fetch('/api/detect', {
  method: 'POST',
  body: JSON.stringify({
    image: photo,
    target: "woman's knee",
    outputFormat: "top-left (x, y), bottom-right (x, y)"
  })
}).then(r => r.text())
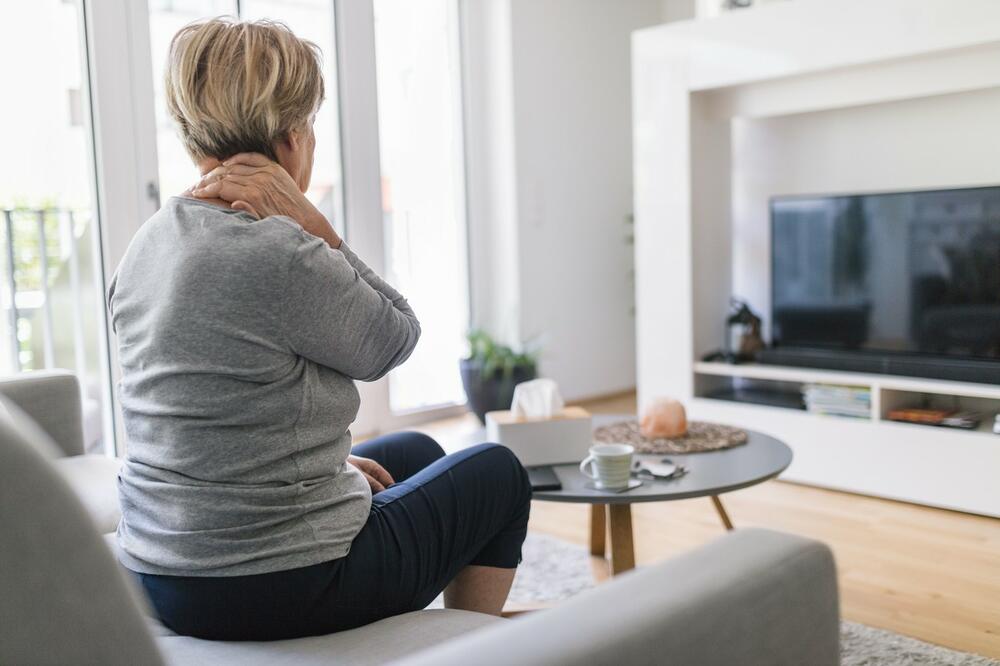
top-left (469, 443), bottom-right (532, 510)
top-left (374, 431), bottom-right (445, 477)
top-left (399, 431), bottom-right (446, 464)
top-left (466, 444), bottom-right (531, 565)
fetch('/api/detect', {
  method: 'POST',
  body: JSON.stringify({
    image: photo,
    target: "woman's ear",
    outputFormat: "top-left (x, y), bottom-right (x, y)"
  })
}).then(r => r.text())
top-left (274, 130), bottom-right (302, 180)
top-left (284, 127), bottom-right (303, 154)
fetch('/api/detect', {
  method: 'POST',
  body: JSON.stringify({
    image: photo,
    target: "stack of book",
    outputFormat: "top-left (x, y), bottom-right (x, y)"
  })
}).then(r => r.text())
top-left (802, 384), bottom-right (871, 419)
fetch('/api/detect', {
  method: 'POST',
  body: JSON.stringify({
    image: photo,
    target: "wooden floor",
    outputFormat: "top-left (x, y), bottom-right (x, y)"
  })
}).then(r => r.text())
top-left (417, 391), bottom-right (1000, 659)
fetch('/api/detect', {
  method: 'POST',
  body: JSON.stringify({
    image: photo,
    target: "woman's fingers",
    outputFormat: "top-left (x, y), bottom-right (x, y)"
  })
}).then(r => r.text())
top-left (347, 455), bottom-right (387, 493)
top-left (193, 175), bottom-right (256, 202)
top-left (189, 180), bottom-right (218, 197)
top-left (368, 461), bottom-right (395, 487)
top-left (348, 455), bottom-right (395, 490)
top-left (223, 152), bottom-right (272, 168)
top-left (190, 179), bottom-right (227, 198)
top-left (361, 470), bottom-right (386, 494)
top-left (191, 154), bottom-right (284, 195)
top-left (219, 163), bottom-right (265, 177)
top-left (231, 200), bottom-right (261, 219)
top-left (194, 163), bottom-right (267, 190)
top-left (191, 168), bottom-right (222, 192)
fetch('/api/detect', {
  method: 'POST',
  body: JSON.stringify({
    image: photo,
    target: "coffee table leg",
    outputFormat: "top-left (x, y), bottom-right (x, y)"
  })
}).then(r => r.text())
top-left (608, 504), bottom-right (635, 575)
top-left (590, 504), bottom-right (607, 557)
top-left (711, 495), bottom-right (734, 531)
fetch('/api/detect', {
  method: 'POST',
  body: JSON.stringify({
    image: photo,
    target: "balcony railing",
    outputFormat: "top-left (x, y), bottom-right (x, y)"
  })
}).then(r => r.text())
top-left (0, 206), bottom-right (108, 452)
top-left (0, 207), bottom-right (92, 379)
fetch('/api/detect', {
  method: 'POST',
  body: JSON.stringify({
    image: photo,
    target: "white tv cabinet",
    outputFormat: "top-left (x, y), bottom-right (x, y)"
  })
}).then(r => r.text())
top-left (631, 0), bottom-right (1000, 516)
top-left (692, 362), bottom-right (1000, 516)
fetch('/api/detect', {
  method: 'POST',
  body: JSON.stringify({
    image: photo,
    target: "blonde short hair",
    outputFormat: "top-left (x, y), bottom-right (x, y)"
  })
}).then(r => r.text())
top-left (165, 17), bottom-right (324, 162)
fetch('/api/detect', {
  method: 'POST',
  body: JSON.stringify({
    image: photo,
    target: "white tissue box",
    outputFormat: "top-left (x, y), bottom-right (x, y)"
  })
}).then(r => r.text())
top-left (485, 407), bottom-right (593, 467)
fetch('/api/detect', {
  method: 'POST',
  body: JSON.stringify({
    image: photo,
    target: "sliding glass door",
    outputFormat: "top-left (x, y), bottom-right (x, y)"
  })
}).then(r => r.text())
top-left (372, 0), bottom-right (470, 415)
top-left (0, 0), bottom-right (113, 453)
top-left (147, 1), bottom-right (237, 206)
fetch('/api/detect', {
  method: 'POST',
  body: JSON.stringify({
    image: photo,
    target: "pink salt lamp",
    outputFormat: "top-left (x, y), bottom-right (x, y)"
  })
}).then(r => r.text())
top-left (640, 397), bottom-right (688, 438)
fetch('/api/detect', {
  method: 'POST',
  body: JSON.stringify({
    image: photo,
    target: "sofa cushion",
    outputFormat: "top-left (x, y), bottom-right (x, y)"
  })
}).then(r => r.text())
top-left (157, 609), bottom-right (502, 666)
top-left (102, 533), bottom-right (495, 656)
top-left (55, 454), bottom-right (122, 533)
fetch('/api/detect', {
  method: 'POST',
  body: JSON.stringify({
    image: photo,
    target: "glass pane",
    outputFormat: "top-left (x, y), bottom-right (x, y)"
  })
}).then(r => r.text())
top-left (148, 0), bottom-right (344, 233)
top-left (373, 0), bottom-right (470, 412)
top-left (148, 0), bottom-right (237, 203)
top-left (0, 0), bottom-right (110, 453)
top-left (240, 0), bottom-right (344, 233)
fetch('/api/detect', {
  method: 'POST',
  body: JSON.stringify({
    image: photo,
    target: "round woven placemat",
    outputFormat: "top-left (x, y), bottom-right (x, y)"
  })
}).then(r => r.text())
top-left (593, 419), bottom-right (748, 454)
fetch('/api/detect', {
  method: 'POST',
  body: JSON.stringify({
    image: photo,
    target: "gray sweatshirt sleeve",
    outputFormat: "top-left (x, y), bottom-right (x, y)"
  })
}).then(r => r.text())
top-left (282, 234), bottom-right (420, 381)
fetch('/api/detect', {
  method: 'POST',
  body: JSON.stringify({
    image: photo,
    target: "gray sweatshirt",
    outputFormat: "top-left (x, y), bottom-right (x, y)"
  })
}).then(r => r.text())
top-left (109, 196), bottom-right (419, 576)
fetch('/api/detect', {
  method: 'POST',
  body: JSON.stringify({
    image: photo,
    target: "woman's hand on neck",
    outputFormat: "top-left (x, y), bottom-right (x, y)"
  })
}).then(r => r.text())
top-left (188, 152), bottom-right (342, 249)
top-left (182, 157), bottom-right (235, 209)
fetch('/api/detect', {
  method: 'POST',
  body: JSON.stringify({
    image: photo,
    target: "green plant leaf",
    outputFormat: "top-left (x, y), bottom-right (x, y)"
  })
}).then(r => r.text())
top-left (465, 328), bottom-right (539, 379)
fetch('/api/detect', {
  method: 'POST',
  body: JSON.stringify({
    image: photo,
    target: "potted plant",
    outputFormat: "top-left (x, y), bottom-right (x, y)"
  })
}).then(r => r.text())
top-left (460, 330), bottom-right (538, 424)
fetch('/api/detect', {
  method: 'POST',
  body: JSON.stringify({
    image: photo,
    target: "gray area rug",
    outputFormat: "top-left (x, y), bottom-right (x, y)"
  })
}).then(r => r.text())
top-left (839, 622), bottom-right (998, 666)
top-left (436, 532), bottom-right (998, 665)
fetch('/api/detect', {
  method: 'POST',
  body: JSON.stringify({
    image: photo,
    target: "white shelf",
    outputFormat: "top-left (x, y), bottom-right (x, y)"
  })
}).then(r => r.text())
top-left (692, 363), bottom-right (1000, 516)
top-left (877, 413), bottom-right (998, 440)
top-left (696, 393), bottom-right (999, 441)
top-left (694, 361), bottom-right (1000, 400)
top-left (688, 396), bottom-right (1000, 517)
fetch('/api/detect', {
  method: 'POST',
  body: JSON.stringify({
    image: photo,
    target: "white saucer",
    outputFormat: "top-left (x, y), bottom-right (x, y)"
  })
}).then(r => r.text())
top-left (584, 479), bottom-right (644, 493)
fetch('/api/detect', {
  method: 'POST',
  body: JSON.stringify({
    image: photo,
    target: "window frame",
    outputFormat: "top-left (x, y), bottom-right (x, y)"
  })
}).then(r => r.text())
top-left (81, 0), bottom-right (161, 455)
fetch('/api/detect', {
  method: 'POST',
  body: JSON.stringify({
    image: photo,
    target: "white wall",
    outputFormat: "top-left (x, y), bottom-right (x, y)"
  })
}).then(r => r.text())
top-left (463, 0), bottom-right (667, 401)
top-left (461, 0), bottom-right (702, 400)
top-left (731, 86), bottom-right (1000, 340)
top-left (462, 0), bottom-right (523, 346)
top-left (663, 0), bottom-right (696, 22)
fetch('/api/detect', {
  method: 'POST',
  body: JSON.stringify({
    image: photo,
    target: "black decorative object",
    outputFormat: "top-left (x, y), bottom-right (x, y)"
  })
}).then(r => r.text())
top-left (702, 298), bottom-right (764, 364)
top-left (460, 330), bottom-right (538, 424)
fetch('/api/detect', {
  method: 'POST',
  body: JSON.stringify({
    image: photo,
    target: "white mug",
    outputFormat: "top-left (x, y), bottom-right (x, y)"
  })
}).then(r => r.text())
top-left (579, 444), bottom-right (634, 490)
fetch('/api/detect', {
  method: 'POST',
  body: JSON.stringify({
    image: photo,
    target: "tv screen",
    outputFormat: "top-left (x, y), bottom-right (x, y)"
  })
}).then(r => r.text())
top-left (770, 185), bottom-right (1000, 362)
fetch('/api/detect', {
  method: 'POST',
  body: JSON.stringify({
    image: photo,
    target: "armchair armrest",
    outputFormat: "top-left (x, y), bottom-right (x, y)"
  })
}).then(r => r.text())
top-left (395, 528), bottom-right (839, 666)
top-left (0, 371), bottom-right (84, 457)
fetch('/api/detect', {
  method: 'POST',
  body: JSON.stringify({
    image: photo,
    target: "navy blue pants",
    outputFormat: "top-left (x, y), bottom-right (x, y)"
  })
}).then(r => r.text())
top-left (137, 433), bottom-right (531, 641)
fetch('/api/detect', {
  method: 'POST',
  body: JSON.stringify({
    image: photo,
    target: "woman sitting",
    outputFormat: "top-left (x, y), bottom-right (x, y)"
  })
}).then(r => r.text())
top-left (109, 17), bottom-right (530, 641)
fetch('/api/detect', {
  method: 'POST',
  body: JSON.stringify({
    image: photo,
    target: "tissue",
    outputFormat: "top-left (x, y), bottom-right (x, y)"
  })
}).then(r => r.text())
top-left (510, 378), bottom-right (565, 420)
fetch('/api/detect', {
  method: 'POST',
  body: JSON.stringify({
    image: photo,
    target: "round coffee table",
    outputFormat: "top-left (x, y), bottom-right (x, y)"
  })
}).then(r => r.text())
top-left (533, 415), bottom-right (793, 576)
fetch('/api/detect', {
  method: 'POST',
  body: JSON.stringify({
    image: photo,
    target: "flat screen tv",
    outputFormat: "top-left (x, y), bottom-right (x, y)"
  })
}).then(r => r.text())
top-left (769, 185), bottom-right (1000, 373)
